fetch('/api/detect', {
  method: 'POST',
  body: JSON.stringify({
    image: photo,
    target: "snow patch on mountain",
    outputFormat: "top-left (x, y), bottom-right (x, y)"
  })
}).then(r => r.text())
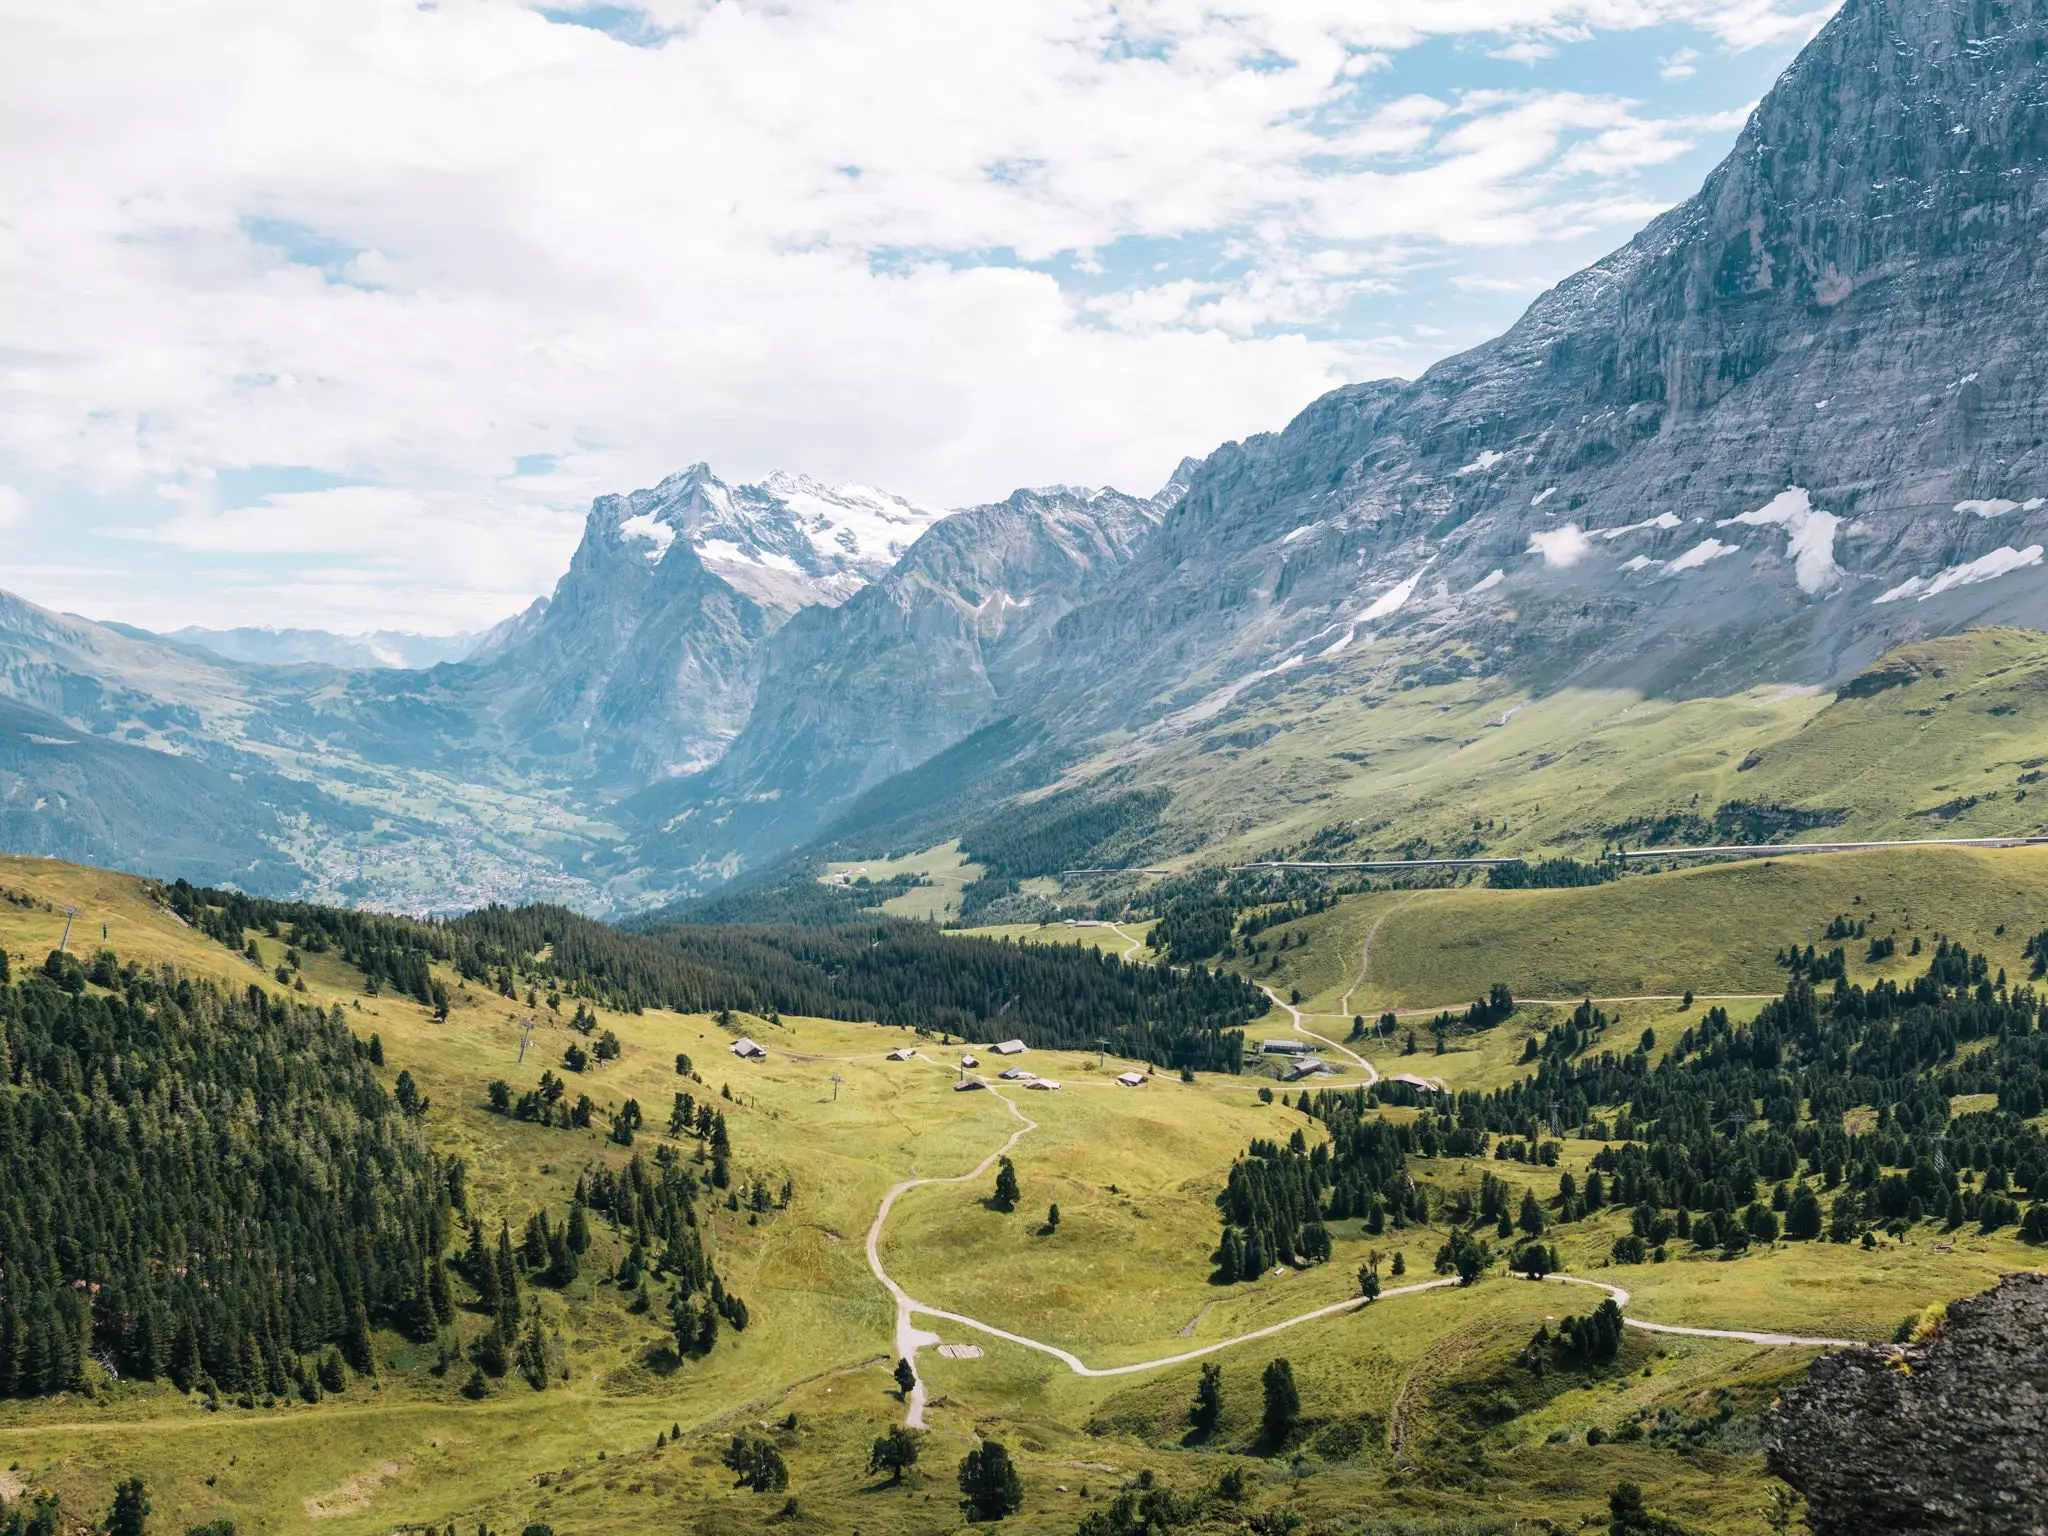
top-left (1875, 544), bottom-right (2045, 604)
top-left (1597, 512), bottom-right (1682, 539)
top-left (1357, 564), bottom-right (1429, 622)
top-left (1666, 538), bottom-right (1740, 574)
top-left (1467, 569), bottom-right (1505, 594)
top-left (1719, 488), bottom-right (1842, 594)
top-left (1956, 498), bottom-right (2019, 518)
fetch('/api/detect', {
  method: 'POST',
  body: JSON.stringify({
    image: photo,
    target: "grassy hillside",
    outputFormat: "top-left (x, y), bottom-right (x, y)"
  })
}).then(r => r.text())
top-left (1003, 627), bottom-right (2048, 881)
top-left (1243, 844), bottom-right (2048, 1015)
top-left (1, 849), bottom-right (2043, 1535)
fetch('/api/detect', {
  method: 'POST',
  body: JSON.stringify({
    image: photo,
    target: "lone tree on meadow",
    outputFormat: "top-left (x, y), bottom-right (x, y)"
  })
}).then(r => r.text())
top-left (1188, 1361), bottom-right (1224, 1438)
top-left (1259, 1358), bottom-right (1300, 1451)
top-left (1044, 1203), bottom-right (1060, 1233)
top-left (893, 1357), bottom-right (917, 1399)
top-left (722, 1433), bottom-right (788, 1492)
top-left (868, 1424), bottom-right (923, 1484)
top-left (105, 1479), bottom-right (150, 1536)
top-left (958, 1438), bottom-right (1024, 1520)
top-left (992, 1156), bottom-right (1021, 1213)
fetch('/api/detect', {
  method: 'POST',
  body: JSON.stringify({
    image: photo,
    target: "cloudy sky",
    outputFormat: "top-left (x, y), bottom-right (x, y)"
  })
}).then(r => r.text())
top-left (1, 0), bottom-right (1837, 636)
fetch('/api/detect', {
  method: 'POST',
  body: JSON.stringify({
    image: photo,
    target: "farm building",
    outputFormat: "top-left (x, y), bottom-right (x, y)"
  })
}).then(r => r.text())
top-left (993, 1039), bottom-right (1027, 1055)
top-left (1115, 1071), bottom-right (1146, 1087)
top-left (1283, 1057), bottom-right (1330, 1080)
top-left (729, 1038), bottom-right (767, 1059)
top-left (1026, 1079), bottom-right (1062, 1092)
top-left (960, 1054), bottom-right (979, 1068)
top-left (998, 1066), bottom-right (1034, 1081)
top-left (953, 1075), bottom-right (987, 1092)
top-left (1385, 1072), bottom-right (1443, 1093)
top-left (886, 1046), bottom-right (916, 1061)
top-left (1260, 1039), bottom-right (1309, 1055)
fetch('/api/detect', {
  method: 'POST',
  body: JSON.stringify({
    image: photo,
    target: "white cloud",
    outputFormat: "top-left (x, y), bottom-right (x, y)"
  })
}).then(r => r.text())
top-left (0, 486), bottom-right (27, 527)
top-left (1528, 524), bottom-right (1591, 567)
top-left (0, 0), bottom-right (1833, 627)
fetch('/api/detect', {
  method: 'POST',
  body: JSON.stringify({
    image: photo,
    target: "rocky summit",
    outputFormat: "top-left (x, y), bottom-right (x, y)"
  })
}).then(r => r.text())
top-left (1017, 0), bottom-right (2048, 744)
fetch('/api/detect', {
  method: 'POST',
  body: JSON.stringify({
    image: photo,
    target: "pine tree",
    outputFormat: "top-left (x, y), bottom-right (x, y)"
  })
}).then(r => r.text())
top-left (957, 1440), bottom-right (1024, 1519)
top-left (868, 1425), bottom-right (922, 1484)
top-left (429, 1255), bottom-right (455, 1325)
top-left (1189, 1361), bottom-right (1223, 1437)
top-left (1259, 1358), bottom-right (1300, 1451)
top-left (894, 1357), bottom-right (917, 1399)
top-left (992, 1156), bottom-right (1020, 1213)
top-left (104, 1478), bottom-right (149, 1536)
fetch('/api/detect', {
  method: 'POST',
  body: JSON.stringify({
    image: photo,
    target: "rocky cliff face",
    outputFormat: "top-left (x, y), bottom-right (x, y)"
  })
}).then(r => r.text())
top-left (636, 484), bottom-right (1162, 872)
top-left (1766, 1272), bottom-right (2048, 1535)
top-left (1019, 0), bottom-right (2048, 747)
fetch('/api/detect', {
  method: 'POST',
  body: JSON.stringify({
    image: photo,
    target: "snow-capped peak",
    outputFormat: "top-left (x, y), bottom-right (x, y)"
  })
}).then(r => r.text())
top-left (602, 463), bottom-right (945, 612)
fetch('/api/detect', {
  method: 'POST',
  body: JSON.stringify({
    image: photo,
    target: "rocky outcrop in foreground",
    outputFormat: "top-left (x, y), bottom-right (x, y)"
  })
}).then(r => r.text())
top-left (1766, 1272), bottom-right (2048, 1535)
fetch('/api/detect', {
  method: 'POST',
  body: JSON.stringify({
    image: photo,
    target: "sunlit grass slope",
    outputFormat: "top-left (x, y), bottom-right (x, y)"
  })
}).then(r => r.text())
top-left (1, 847), bottom-right (2044, 1535)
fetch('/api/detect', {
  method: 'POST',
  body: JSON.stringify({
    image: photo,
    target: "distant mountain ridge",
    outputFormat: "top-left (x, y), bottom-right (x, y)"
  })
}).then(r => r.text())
top-left (144, 625), bottom-right (485, 670)
top-left (3, 0), bottom-right (2047, 911)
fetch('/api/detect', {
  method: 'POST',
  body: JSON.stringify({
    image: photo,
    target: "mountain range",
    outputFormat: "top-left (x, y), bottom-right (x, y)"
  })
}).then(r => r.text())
top-left (4, 0), bottom-right (2046, 914)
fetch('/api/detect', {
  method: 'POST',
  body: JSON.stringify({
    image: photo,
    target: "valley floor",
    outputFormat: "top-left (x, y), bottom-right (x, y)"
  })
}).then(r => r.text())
top-left (0, 848), bottom-right (2042, 1533)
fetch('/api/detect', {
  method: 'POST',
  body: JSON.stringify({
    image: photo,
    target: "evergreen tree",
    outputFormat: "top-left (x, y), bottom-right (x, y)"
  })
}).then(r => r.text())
top-left (721, 1434), bottom-right (788, 1493)
top-left (1188, 1362), bottom-right (1223, 1437)
top-left (894, 1357), bottom-right (917, 1399)
top-left (867, 1425), bottom-right (922, 1484)
top-left (957, 1440), bottom-right (1024, 1520)
top-left (992, 1157), bottom-right (1020, 1213)
top-left (104, 1478), bottom-right (149, 1536)
top-left (1259, 1358), bottom-right (1300, 1450)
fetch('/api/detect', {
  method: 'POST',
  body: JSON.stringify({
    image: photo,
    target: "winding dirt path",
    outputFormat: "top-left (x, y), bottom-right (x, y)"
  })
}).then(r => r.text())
top-left (863, 1068), bottom-right (1859, 1428)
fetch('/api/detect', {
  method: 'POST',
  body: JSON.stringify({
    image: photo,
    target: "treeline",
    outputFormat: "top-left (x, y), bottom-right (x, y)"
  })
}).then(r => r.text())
top-left (644, 925), bottom-right (1265, 1071)
top-left (954, 789), bottom-right (1171, 922)
top-left (1603, 799), bottom-right (1845, 848)
top-left (1393, 937), bottom-right (2048, 1255)
top-left (1485, 858), bottom-right (1620, 890)
top-left (1212, 1101), bottom-right (1419, 1283)
top-left (1144, 868), bottom-right (1351, 966)
top-left (163, 877), bottom-right (1265, 1069)
top-left (167, 878), bottom-right (452, 1010)
top-left (0, 957), bottom-right (453, 1398)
